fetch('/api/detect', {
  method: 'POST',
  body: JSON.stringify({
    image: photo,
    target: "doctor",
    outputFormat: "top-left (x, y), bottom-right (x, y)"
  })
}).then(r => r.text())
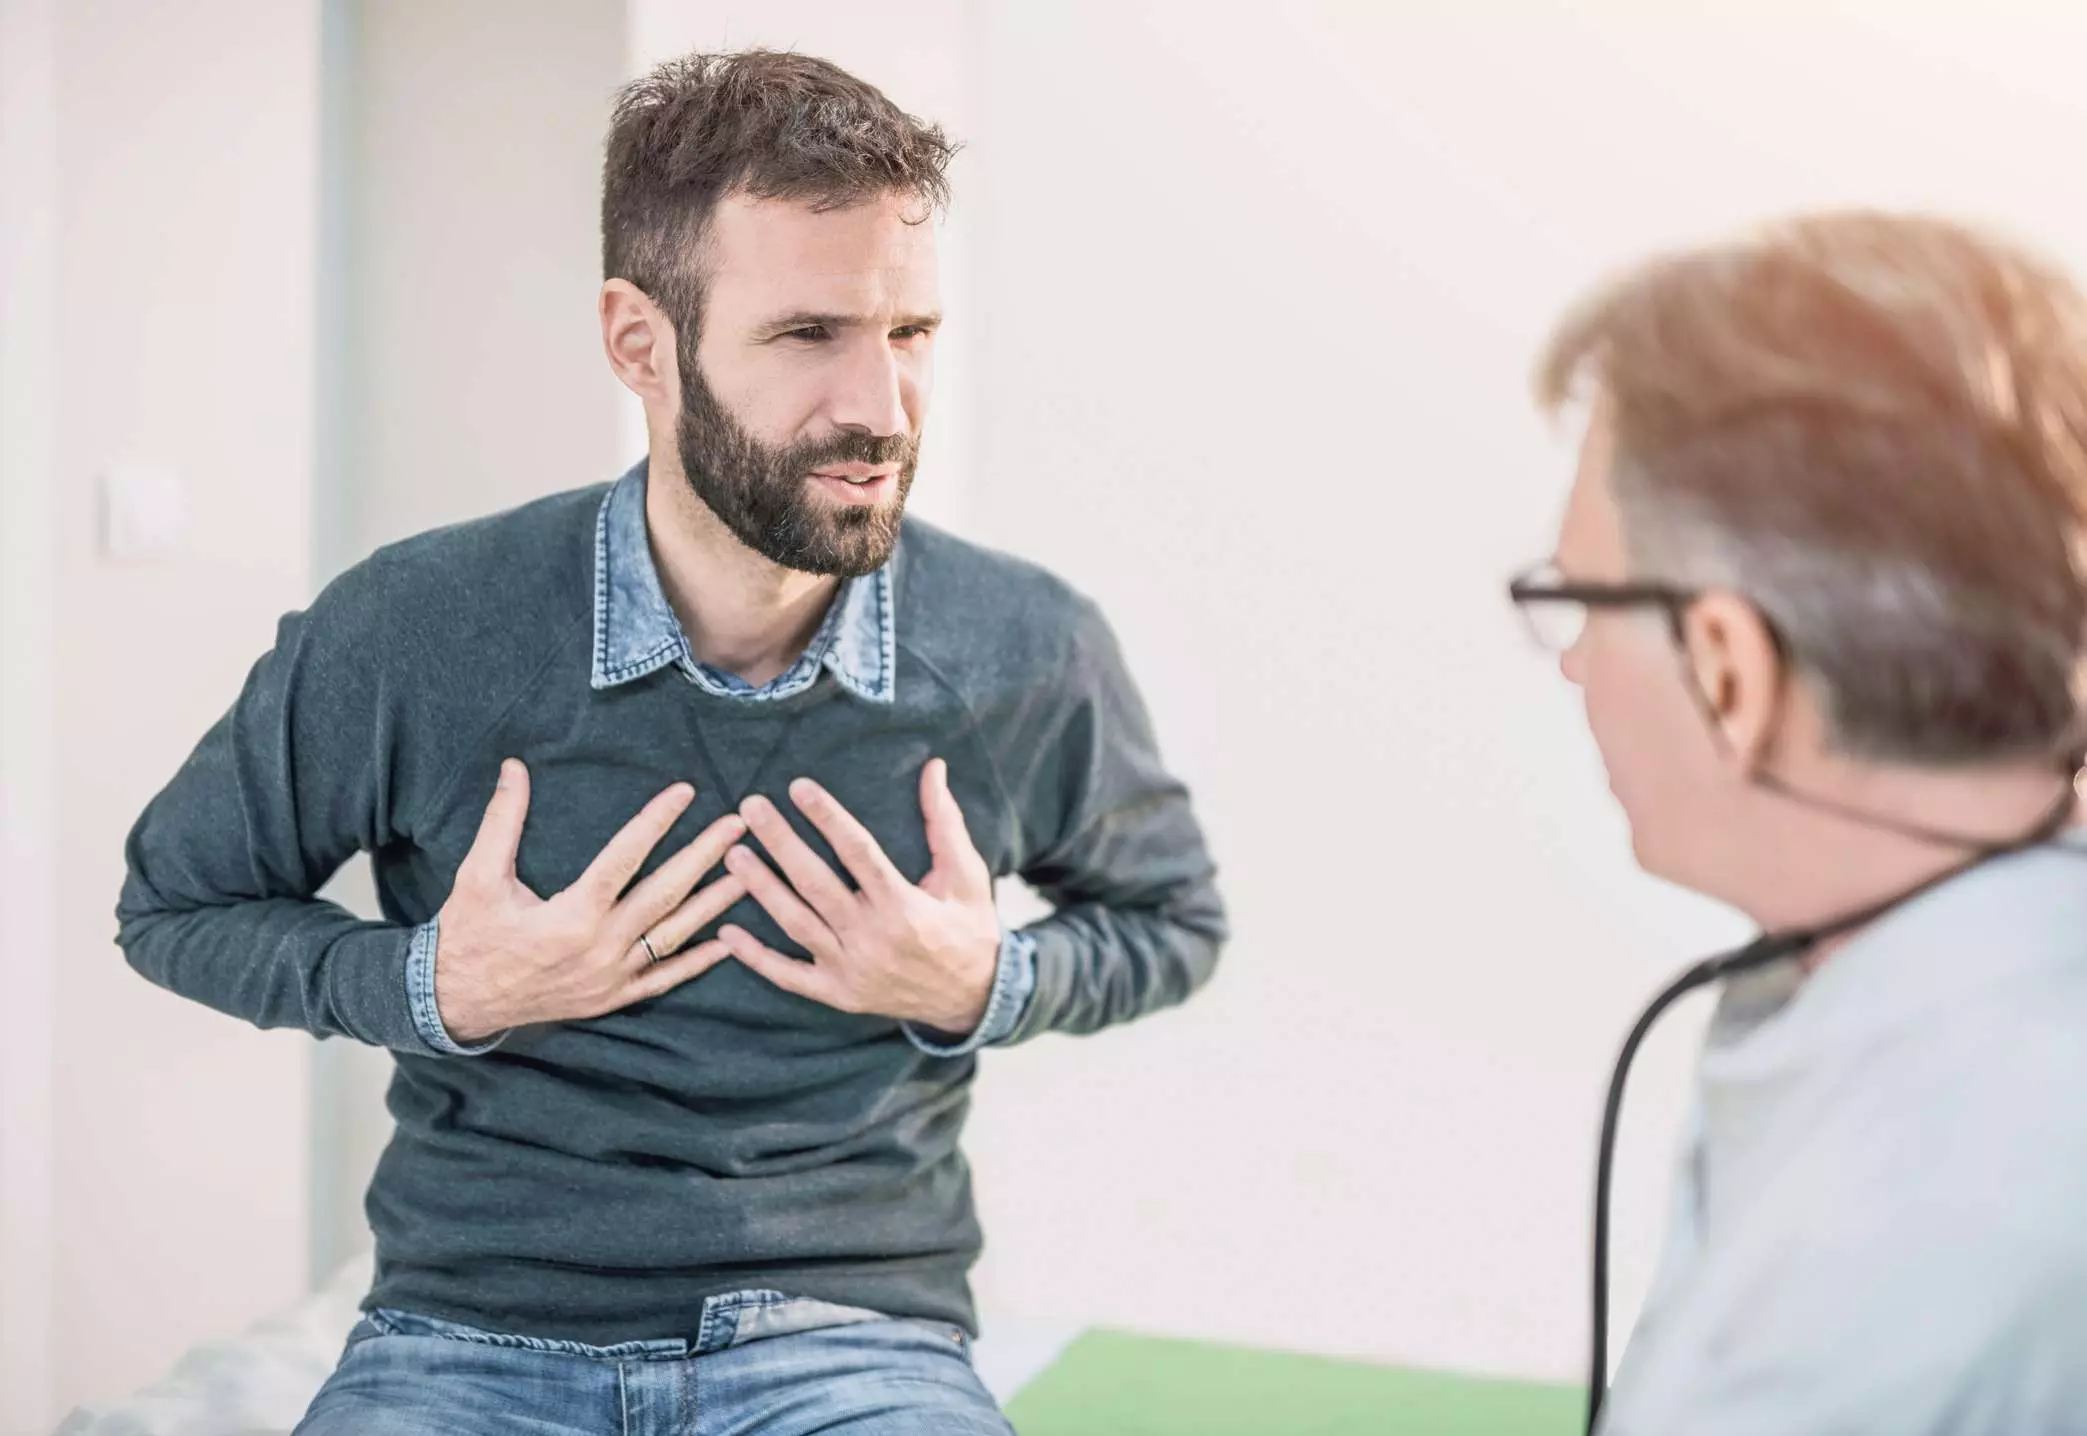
top-left (1512, 211), bottom-right (2087, 1434)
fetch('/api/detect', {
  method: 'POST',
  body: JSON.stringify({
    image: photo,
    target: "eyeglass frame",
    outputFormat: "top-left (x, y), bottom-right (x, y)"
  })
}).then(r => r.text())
top-left (1506, 563), bottom-right (1700, 652)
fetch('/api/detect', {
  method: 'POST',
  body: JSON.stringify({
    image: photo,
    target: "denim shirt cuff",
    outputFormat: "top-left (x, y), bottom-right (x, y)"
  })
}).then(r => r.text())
top-left (405, 915), bottom-right (506, 1056)
top-left (904, 929), bottom-right (1038, 1058)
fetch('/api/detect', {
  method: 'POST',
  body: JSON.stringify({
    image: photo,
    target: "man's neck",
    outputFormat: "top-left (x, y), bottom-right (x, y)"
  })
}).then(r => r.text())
top-left (644, 447), bottom-right (840, 689)
top-left (1740, 760), bottom-right (2078, 973)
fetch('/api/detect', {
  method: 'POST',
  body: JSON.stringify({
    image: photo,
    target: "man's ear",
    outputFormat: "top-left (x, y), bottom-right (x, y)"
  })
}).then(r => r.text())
top-left (600, 279), bottom-right (678, 405)
top-left (1680, 590), bottom-right (1788, 770)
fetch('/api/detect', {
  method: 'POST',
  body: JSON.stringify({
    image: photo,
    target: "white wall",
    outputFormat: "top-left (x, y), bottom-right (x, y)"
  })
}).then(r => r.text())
top-left (324, 0), bottom-right (631, 563)
top-left (952, 0), bottom-right (2087, 1382)
top-left (0, 1), bottom-right (61, 1429)
top-left (36, 0), bottom-right (324, 1415)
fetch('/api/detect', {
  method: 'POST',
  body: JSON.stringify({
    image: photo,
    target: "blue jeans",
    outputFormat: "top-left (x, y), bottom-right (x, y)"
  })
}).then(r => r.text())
top-left (293, 1297), bottom-right (1014, 1436)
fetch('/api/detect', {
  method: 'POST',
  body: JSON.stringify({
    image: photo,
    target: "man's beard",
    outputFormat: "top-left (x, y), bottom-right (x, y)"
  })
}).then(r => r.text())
top-left (674, 355), bottom-right (918, 578)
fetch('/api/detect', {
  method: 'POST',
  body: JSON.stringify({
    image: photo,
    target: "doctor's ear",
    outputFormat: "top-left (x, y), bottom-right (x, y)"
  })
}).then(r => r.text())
top-left (1677, 592), bottom-right (1787, 767)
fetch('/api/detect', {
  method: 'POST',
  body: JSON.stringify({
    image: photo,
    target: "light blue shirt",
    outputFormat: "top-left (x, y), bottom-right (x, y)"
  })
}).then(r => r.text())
top-left (406, 463), bottom-right (1037, 1058)
top-left (1603, 835), bottom-right (2087, 1435)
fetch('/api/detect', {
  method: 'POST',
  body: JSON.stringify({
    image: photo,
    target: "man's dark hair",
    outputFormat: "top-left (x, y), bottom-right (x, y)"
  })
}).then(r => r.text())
top-left (602, 49), bottom-right (957, 338)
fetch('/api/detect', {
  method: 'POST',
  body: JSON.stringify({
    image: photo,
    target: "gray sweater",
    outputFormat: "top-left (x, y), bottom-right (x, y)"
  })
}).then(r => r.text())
top-left (116, 477), bottom-right (1226, 1344)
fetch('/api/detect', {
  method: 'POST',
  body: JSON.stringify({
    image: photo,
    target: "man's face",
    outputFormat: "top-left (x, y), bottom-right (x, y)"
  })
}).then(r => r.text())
top-left (674, 190), bottom-right (940, 577)
top-left (1554, 412), bottom-right (1730, 886)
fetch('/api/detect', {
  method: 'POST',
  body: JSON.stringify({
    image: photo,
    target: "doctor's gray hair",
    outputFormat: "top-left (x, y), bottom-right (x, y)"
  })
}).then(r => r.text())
top-left (1539, 211), bottom-right (2087, 767)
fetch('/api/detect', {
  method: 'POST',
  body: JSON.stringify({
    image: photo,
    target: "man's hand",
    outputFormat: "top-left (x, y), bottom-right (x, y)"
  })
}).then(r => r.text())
top-left (720, 758), bottom-right (1001, 1035)
top-left (433, 759), bottom-right (750, 1044)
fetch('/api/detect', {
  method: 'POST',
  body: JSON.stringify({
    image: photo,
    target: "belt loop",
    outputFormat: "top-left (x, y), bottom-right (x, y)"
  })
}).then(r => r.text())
top-left (693, 1292), bottom-right (741, 1355)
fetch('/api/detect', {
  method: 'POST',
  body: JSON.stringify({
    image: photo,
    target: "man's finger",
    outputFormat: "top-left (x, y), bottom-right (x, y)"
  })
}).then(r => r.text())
top-left (738, 794), bottom-right (858, 921)
top-left (719, 924), bottom-right (844, 1008)
top-left (622, 939), bottom-right (733, 1004)
top-left (642, 871), bottom-right (750, 959)
top-left (920, 758), bottom-right (987, 876)
top-left (788, 779), bottom-right (907, 898)
top-left (724, 845), bottom-right (843, 961)
top-left (608, 812), bottom-right (747, 946)
top-left (458, 759), bottom-right (530, 886)
top-left (571, 782), bottom-right (697, 907)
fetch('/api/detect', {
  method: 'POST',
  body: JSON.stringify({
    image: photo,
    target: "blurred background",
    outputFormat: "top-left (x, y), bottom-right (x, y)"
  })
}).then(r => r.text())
top-left (8, 0), bottom-right (2087, 1428)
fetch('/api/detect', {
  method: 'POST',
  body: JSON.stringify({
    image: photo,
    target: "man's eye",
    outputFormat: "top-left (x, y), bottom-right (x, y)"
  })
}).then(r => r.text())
top-left (892, 325), bottom-right (931, 341)
top-left (785, 325), bottom-right (830, 342)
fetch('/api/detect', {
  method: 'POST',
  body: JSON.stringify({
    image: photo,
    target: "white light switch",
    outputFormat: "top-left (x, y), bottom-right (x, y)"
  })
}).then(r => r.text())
top-left (100, 464), bottom-right (187, 562)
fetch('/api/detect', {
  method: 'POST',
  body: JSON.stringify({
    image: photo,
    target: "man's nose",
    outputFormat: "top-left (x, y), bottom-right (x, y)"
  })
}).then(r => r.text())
top-left (827, 338), bottom-right (908, 438)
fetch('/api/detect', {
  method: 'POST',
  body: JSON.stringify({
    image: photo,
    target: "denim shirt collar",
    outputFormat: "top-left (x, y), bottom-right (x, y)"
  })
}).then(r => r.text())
top-left (590, 460), bottom-right (896, 705)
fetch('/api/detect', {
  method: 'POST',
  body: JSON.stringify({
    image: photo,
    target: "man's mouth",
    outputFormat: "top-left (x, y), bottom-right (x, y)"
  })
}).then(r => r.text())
top-left (811, 467), bottom-right (900, 505)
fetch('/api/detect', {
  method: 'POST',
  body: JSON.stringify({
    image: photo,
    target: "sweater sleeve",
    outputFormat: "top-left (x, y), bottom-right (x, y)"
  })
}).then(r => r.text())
top-left (999, 598), bottom-right (1228, 1042)
top-left (114, 556), bottom-right (443, 1054)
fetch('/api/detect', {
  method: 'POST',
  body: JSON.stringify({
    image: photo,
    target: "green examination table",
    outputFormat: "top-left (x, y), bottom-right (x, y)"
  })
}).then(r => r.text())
top-left (1004, 1328), bottom-right (1583, 1434)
